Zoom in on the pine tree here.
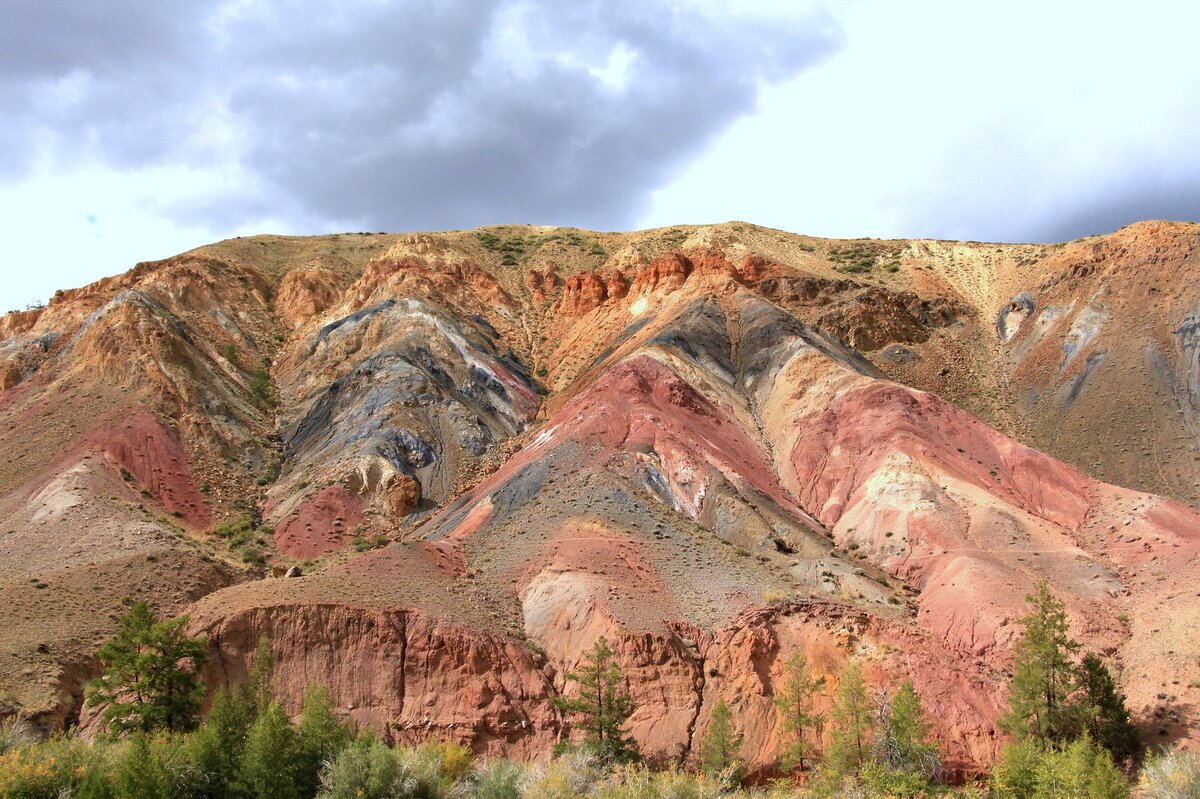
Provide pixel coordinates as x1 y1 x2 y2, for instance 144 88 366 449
295 685 354 798
88 602 209 735
699 698 743 778
114 733 173 799
245 635 275 715
183 686 255 799
551 636 640 764
237 701 303 799
774 652 825 773
1034 735 1129 799
873 681 940 780
1000 581 1080 745
826 661 873 779
1077 653 1139 761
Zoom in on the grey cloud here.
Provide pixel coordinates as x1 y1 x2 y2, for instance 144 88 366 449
1030 177 1200 243
1 0 842 232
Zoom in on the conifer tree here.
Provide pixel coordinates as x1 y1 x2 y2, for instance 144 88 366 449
88 601 209 735
1033 735 1129 799
699 698 743 778
774 652 825 773
237 701 303 799
114 733 173 799
1077 653 1139 761
552 636 640 764
246 635 275 715
873 681 940 779
295 685 354 798
1000 581 1080 745
826 661 873 778
184 686 255 799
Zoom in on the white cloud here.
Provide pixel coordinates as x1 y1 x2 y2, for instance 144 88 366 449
644 0 1200 241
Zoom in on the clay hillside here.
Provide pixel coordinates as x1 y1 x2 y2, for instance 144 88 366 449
1 220 1199 773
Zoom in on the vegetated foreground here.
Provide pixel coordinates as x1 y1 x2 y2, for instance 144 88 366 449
1 220 1199 777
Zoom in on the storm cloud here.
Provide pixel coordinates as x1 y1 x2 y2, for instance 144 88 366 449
0 1 842 231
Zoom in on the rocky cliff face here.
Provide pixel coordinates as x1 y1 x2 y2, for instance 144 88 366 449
2 221 1199 773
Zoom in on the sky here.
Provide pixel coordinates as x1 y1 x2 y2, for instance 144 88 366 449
2 0 1199 310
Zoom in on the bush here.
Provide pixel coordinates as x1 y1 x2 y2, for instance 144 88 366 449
991 736 1128 799
317 734 416 799
520 752 601 799
465 758 526 799
0 741 64 798
1035 736 1128 799
858 762 932 798
395 739 472 798
991 740 1041 799
1137 748 1200 799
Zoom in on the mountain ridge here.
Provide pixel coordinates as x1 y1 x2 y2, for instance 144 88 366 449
1 219 1198 776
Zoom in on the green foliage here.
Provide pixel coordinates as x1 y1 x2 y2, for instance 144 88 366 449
1000 582 1081 746
238 701 303 799
991 736 1128 799
594 765 729 799
182 686 255 799
825 661 873 779
552 636 640 765
223 343 238 364
246 634 275 714
520 752 600 799
827 243 884 273
1034 735 1129 799
115 734 174 799
296 685 355 798
1077 653 1139 762
858 761 935 798
88 601 209 735
1137 748 1200 799
773 652 825 773
354 533 391 552
991 740 1043 799
250 369 274 405
316 734 416 799
1000 582 1140 762
0 734 111 799
873 681 939 780
698 698 742 780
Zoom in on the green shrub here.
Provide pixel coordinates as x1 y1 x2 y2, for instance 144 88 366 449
250 369 274 405
181 687 254 798
991 736 1128 799
0 734 111 799
858 762 932 798
317 734 416 799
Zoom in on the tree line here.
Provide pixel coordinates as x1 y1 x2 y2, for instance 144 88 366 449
0 584 1193 798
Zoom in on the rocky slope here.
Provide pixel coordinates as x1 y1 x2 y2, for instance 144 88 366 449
1 221 1199 775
